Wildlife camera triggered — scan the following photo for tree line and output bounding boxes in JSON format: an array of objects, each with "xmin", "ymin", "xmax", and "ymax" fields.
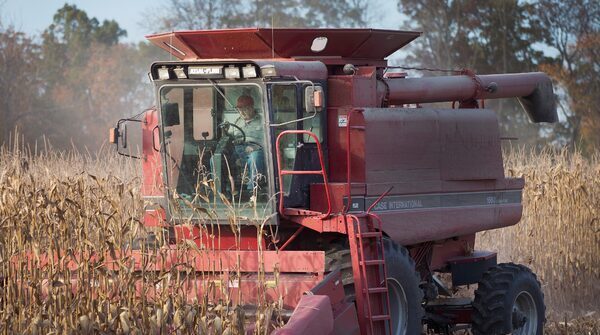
[
  {"xmin": 0, "ymin": 0, "xmax": 597, "ymax": 154},
  {"xmin": 0, "ymin": 4, "xmax": 166, "ymax": 149}
]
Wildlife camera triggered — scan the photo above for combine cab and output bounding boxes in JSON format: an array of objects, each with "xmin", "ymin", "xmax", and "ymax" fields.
[{"xmin": 110, "ymin": 28, "xmax": 556, "ymax": 335}]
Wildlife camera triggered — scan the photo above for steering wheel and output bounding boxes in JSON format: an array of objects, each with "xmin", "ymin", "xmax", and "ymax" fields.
[
  {"xmin": 218, "ymin": 121, "xmax": 264, "ymax": 151},
  {"xmin": 219, "ymin": 121, "xmax": 246, "ymax": 143}
]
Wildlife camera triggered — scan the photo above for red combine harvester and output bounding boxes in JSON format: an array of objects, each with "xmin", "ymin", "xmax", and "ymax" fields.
[{"xmin": 110, "ymin": 28, "xmax": 556, "ymax": 335}]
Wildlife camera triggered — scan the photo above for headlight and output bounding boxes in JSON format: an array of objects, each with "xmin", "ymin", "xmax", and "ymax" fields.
[
  {"xmin": 242, "ymin": 65, "xmax": 257, "ymax": 78},
  {"xmin": 173, "ymin": 67, "xmax": 187, "ymax": 79},
  {"xmin": 260, "ymin": 65, "xmax": 277, "ymax": 77},
  {"xmin": 224, "ymin": 66, "xmax": 240, "ymax": 79},
  {"xmin": 157, "ymin": 67, "xmax": 170, "ymax": 80}
]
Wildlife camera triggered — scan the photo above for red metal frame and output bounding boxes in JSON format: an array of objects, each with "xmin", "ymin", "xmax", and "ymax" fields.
[
  {"xmin": 279, "ymin": 226, "xmax": 305, "ymax": 251},
  {"xmin": 366, "ymin": 187, "xmax": 393, "ymax": 213},
  {"xmin": 275, "ymin": 130, "xmax": 332, "ymax": 218},
  {"xmin": 426, "ymin": 298, "xmax": 474, "ymax": 325}
]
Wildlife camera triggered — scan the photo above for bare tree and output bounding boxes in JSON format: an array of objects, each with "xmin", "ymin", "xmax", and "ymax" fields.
[{"xmin": 537, "ymin": 0, "xmax": 600, "ymax": 152}]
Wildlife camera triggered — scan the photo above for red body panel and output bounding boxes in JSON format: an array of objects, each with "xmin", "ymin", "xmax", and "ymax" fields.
[
  {"xmin": 33, "ymin": 272, "xmax": 321, "ymax": 310},
  {"xmin": 24, "ymin": 249, "xmax": 324, "ymax": 275},
  {"xmin": 272, "ymin": 295, "xmax": 334, "ymax": 335},
  {"xmin": 363, "ymin": 109, "xmax": 504, "ymax": 182},
  {"xmin": 173, "ymin": 225, "xmax": 267, "ymax": 250},
  {"xmin": 314, "ymin": 107, "xmax": 524, "ymax": 245},
  {"xmin": 379, "ymin": 205, "xmax": 522, "ymax": 245},
  {"xmin": 19, "ymin": 249, "xmax": 325, "ymax": 309},
  {"xmin": 327, "ymin": 68, "xmax": 382, "ymax": 183}
]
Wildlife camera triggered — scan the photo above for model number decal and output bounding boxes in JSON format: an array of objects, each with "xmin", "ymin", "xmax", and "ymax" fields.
[{"xmin": 346, "ymin": 190, "xmax": 522, "ymax": 213}]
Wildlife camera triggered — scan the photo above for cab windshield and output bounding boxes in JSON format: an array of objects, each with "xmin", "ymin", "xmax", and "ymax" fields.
[{"xmin": 159, "ymin": 83, "xmax": 272, "ymax": 220}]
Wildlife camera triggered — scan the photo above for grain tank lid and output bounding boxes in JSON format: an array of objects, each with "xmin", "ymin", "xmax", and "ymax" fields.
[{"xmin": 146, "ymin": 28, "xmax": 421, "ymax": 61}]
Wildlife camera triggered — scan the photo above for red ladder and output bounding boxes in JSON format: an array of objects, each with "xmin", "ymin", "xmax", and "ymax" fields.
[{"xmin": 347, "ymin": 214, "xmax": 393, "ymax": 335}]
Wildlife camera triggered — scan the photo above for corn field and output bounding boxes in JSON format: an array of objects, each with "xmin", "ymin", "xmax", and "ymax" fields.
[
  {"xmin": 0, "ymin": 140, "xmax": 281, "ymax": 335},
  {"xmin": 0, "ymin": 140, "xmax": 598, "ymax": 334}
]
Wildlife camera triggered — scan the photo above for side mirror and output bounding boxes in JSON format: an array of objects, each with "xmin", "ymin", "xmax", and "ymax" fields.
[
  {"xmin": 121, "ymin": 124, "xmax": 129, "ymax": 148},
  {"xmin": 304, "ymin": 86, "xmax": 324, "ymax": 113},
  {"xmin": 163, "ymin": 103, "xmax": 180, "ymax": 127},
  {"xmin": 110, "ymin": 117, "xmax": 142, "ymax": 159}
]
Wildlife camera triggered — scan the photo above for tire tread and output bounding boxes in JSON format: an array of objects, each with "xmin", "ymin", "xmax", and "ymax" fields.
[{"xmin": 471, "ymin": 263, "xmax": 545, "ymax": 335}]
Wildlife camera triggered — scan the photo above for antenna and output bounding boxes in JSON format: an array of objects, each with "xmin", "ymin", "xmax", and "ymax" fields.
[
  {"xmin": 169, "ymin": 30, "xmax": 173, "ymax": 61},
  {"xmin": 271, "ymin": 3, "xmax": 275, "ymax": 59}
]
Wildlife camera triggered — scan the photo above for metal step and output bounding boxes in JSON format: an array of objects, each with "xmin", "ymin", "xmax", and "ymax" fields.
[
  {"xmin": 365, "ymin": 287, "xmax": 388, "ymax": 294},
  {"xmin": 360, "ymin": 259, "xmax": 385, "ymax": 266},
  {"xmin": 359, "ymin": 232, "xmax": 382, "ymax": 238},
  {"xmin": 369, "ymin": 314, "xmax": 391, "ymax": 321}
]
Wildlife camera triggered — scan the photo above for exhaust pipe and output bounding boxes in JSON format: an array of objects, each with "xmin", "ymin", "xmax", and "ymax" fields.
[{"xmin": 384, "ymin": 72, "xmax": 557, "ymax": 123}]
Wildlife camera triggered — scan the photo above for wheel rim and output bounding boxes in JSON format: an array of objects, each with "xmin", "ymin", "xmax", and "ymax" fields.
[
  {"xmin": 512, "ymin": 291, "xmax": 538, "ymax": 335},
  {"xmin": 387, "ymin": 278, "xmax": 409, "ymax": 335}
]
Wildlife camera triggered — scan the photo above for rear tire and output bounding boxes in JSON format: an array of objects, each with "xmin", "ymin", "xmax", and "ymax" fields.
[
  {"xmin": 383, "ymin": 238, "xmax": 424, "ymax": 335},
  {"xmin": 326, "ymin": 239, "xmax": 424, "ymax": 334},
  {"xmin": 472, "ymin": 263, "xmax": 545, "ymax": 335}
]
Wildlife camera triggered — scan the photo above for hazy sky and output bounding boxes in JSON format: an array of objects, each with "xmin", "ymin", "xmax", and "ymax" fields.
[
  {"xmin": 2, "ymin": 0, "xmax": 160, "ymax": 42},
  {"xmin": 1, "ymin": 0, "xmax": 405, "ymax": 43}
]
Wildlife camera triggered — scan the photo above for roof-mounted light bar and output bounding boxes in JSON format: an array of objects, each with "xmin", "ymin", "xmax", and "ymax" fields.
[
  {"xmin": 188, "ymin": 66, "xmax": 222, "ymax": 78},
  {"xmin": 152, "ymin": 64, "xmax": 261, "ymax": 81}
]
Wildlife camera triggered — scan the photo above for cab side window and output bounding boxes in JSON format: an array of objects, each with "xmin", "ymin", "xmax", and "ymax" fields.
[
  {"xmin": 272, "ymin": 85, "xmax": 297, "ymax": 122},
  {"xmin": 272, "ymin": 84, "xmax": 298, "ymax": 194}
]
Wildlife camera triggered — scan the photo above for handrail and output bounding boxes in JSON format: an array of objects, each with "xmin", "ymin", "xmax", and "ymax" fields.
[
  {"xmin": 344, "ymin": 109, "xmax": 363, "ymax": 213},
  {"xmin": 275, "ymin": 130, "xmax": 332, "ymax": 219}
]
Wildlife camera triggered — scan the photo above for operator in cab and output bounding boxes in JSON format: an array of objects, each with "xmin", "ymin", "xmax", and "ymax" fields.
[{"xmin": 232, "ymin": 95, "xmax": 265, "ymax": 190}]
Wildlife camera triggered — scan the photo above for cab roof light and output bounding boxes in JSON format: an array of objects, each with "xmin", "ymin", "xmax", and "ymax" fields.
[
  {"xmin": 224, "ymin": 66, "xmax": 241, "ymax": 79},
  {"xmin": 157, "ymin": 66, "xmax": 171, "ymax": 80},
  {"xmin": 173, "ymin": 66, "xmax": 187, "ymax": 79},
  {"xmin": 242, "ymin": 65, "xmax": 257, "ymax": 78},
  {"xmin": 260, "ymin": 64, "xmax": 277, "ymax": 77}
]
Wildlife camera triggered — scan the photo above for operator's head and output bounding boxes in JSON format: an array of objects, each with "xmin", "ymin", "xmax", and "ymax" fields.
[{"xmin": 236, "ymin": 95, "xmax": 256, "ymax": 120}]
